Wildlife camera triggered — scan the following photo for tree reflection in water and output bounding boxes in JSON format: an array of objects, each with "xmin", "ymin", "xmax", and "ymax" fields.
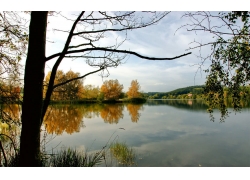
[
  {"xmin": 0, "ymin": 104, "xmax": 21, "ymax": 142},
  {"xmin": 0, "ymin": 104, "xmax": 21, "ymax": 166},
  {"xmin": 100, "ymin": 104, "xmax": 124, "ymax": 124},
  {"xmin": 44, "ymin": 105, "xmax": 85, "ymax": 135},
  {"xmin": 42, "ymin": 103, "xmax": 146, "ymax": 135},
  {"xmin": 126, "ymin": 104, "xmax": 144, "ymax": 123},
  {"xmin": 0, "ymin": 104, "xmax": 21, "ymax": 125}
]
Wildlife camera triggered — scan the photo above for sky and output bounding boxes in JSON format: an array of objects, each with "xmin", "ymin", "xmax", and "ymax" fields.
[
  {"xmin": 44, "ymin": 11, "xmax": 212, "ymax": 93},
  {"xmin": 2, "ymin": 1, "xmax": 246, "ymax": 93}
]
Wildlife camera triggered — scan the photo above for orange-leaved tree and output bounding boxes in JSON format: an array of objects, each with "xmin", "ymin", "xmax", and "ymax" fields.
[
  {"xmin": 100, "ymin": 79, "xmax": 123, "ymax": 100},
  {"xmin": 127, "ymin": 80, "xmax": 141, "ymax": 98},
  {"xmin": 44, "ymin": 70, "xmax": 84, "ymax": 101}
]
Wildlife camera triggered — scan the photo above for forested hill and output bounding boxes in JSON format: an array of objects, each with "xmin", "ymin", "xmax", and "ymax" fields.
[{"xmin": 145, "ymin": 85, "xmax": 205, "ymax": 99}]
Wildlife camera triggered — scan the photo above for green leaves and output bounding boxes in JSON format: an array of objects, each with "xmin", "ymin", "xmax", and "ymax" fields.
[
  {"xmin": 203, "ymin": 12, "xmax": 250, "ymax": 120},
  {"xmin": 184, "ymin": 11, "xmax": 250, "ymax": 121}
]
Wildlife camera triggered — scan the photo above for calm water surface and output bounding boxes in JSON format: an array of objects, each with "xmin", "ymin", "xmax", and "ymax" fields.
[{"xmin": 43, "ymin": 100, "xmax": 250, "ymax": 167}]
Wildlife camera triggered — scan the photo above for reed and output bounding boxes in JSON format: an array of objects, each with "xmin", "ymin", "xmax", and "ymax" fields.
[
  {"xmin": 109, "ymin": 141, "xmax": 136, "ymax": 166},
  {"xmin": 47, "ymin": 148, "xmax": 104, "ymax": 167}
]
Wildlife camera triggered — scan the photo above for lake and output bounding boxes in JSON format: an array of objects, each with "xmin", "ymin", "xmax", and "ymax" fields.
[{"xmin": 42, "ymin": 100, "xmax": 250, "ymax": 167}]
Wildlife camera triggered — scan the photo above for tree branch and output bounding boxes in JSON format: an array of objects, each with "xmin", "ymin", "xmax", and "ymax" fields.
[
  {"xmin": 80, "ymin": 11, "xmax": 135, "ymax": 21},
  {"xmin": 68, "ymin": 42, "xmax": 93, "ymax": 49},
  {"xmin": 41, "ymin": 11, "xmax": 85, "ymax": 123},
  {"xmin": 46, "ymin": 47, "xmax": 192, "ymax": 62},
  {"xmin": 74, "ymin": 12, "xmax": 169, "ymax": 36},
  {"xmin": 53, "ymin": 67, "xmax": 104, "ymax": 89}
]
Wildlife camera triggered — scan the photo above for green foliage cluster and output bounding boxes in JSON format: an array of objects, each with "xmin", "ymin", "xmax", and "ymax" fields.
[{"xmin": 182, "ymin": 11, "xmax": 250, "ymax": 120}]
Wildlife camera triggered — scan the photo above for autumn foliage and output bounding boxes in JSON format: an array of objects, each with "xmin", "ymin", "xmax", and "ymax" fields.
[
  {"xmin": 100, "ymin": 104, "xmax": 124, "ymax": 124},
  {"xmin": 0, "ymin": 82, "xmax": 21, "ymax": 103},
  {"xmin": 100, "ymin": 79, "xmax": 123, "ymax": 100},
  {"xmin": 44, "ymin": 70, "xmax": 84, "ymax": 101},
  {"xmin": 43, "ymin": 71, "xmax": 145, "ymax": 102},
  {"xmin": 81, "ymin": 85, "xmax": 100, "ymax": 100},
  {"xmin": 127, "ymin": 80, "xmax": 141, "ymax": 98},
  {"xmin": 126, "ymin": 104, "xmax": 144, "ymax": 123},
  {"xmin": 44, "ymin": 105, "xmax": 85, "ymax": 135}
]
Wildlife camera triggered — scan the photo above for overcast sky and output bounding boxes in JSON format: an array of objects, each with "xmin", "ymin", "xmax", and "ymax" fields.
[
  {"xmin": 3, "ymin": 1, "xmax": 244, "ymax": 93},
  {"xmin": 42, "ymin": 11, "xmax": 216, "ymax": 93}
]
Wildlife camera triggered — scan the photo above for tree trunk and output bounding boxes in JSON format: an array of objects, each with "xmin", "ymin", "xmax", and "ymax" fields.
[{"xmin": 19, "ymin": 11, "xmax": 48, "ymax": 167}]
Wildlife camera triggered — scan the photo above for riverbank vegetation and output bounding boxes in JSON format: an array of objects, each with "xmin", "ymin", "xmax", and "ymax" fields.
[
  {"xmin": 1, "ymin": 135, "xmax": 136, "ymax": 167},
  {"xmin": 42, "ymin": 70, "xmax": 147, "ymax": 104},
  {"xmin": 147, "ymin": 85, "xmax": 250, "ymax": 103},
  {"xmin": 0, "ymin": 11, "xmax": 249, "ymax": 166}
]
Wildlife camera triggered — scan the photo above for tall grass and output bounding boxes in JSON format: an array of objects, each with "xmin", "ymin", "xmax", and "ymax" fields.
[
  {"xmin": 109, "ymin": 141, "xmax": 136, "ymax": 166},
  {"xmin": 1, "ymin": 132, "xmax": 136, "ymax": 167},
  {"xmin": 47, "ymin": 148, "xmax": 104, "ymax": 167},
  {"xmin": 2, "ymin": 148, "xmax": 104, "ymax": 167}
]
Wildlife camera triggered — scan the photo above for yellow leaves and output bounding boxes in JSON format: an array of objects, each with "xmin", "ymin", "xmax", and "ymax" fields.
[
  {"xmin": 0, "ymin": 104, "xmax": 21, "ymax": 142},
  {"xmin": 100, "ymin": 79, "xmax": 123, "ymax": 100},
  {"xmin": 44, "ymin": 70, "xmax": 84, "ymax": 101},
  {"xmin": 127, "ymin": 80, "xmax": 141, "ymax": 98},
  {"xmin": 126, "ymin": 104, "xmax": 143, "ymax": 123},
  {"xmin": 44, "ymin": 105, "xmax": 85, "ymax": 135},
  {"xmin": 0, "ymin": 82, "xmax": 21, "ymax": 102},
  {"xmin": 100, "ymin": 104, "xmax": 124, "ymax": 124},
  {"xmin": 80, "ymin": 85, "xmax": 100, "ymax": 99},
  {"xmin": 42, "ymin": 103, "xmax": 145, "ymax": 133}
]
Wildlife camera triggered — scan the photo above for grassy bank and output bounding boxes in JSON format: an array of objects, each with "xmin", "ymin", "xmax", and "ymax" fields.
[
  {"xmin": 1, "ymin": 138, "xmax": 137, "ymax": 167},
  {"xmin": 48, "ymin": 97, "xmax": 147, "ymax": 104}
]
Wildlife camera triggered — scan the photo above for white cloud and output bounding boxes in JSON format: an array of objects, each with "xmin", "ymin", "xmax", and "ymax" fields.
[{"xmin": 39, "ymin": 12, "xmax": 220, "ymax": 92}]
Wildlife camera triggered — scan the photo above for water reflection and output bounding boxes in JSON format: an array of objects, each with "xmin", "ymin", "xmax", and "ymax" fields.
[
  {"xmin": 224, "ymin": 98, "xmax": 250, "ymax": 108},
  {"xmin": 42, "ymin": 100, "xmax": 250, "ymax": 136},
  {"xmin": 0, "ymin": 104, "xmax": 21, "ymax": 166},
  {"xmin": 0, "ymin": 104, "xmax": 21, "ymax": 124},
  {"xmin": 42, "ymin": 101, "xmax": 214, "ymax": 135},
  {"xmin": 146, "ymin": 99, "xmax": 250, "ymax": 111},
  {"xmin": 43, "ymin": 103, "xmax": 147, "ymax": 134},
  {"xmin": 42, "ymin": 100, "xmax": 250, "ymax": 167},
  {"xmin": 44, "ymin": 105, "xmax": 85, "ymax": 135},
  {"xmin": 126, "ymin": 104, "xmax": 144, "ymax": 123},
  {"xmin": 146, "ymin": 99, "xmax": 209, "ymax": 111},
  {"xmin": 0, "ymin": 104, "xmax": 21, "ymax": 142},
  {"xmin": 100, "ymin": 104, "xmax": 124, "ymax": 124},
  {"xmin": 109, "ymin": 141, "xmax": 136, "ymax": 166}
]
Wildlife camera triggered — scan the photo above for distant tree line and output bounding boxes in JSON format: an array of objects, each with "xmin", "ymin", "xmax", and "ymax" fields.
[
  {"xmin": 146, "ymin": 85, "xmax": 250, "ymax": 101},
  {"xmin": 43, "ymin": 70, "xmax": 145, "ymax": 102},
  {"xmin": 146, "ymin": 85, "xmax": 205, "ymax": 99}
]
